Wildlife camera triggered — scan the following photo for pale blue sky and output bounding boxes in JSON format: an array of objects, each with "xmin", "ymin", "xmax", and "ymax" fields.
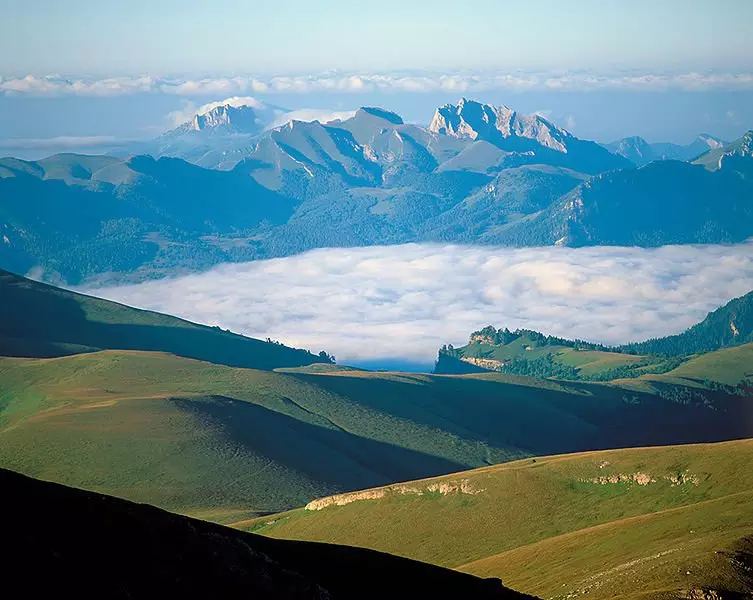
[{"xmin": 3, "ymin": 0, "xmax": 753, "ymax": 75}]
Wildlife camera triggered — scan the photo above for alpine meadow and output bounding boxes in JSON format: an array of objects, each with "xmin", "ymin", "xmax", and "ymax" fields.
[{"xmin": 2, "ymin": 1, "xmax": 753, "ymax": 599}]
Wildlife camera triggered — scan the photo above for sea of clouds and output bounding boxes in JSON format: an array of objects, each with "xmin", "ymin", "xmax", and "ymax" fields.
[
  {"xmin": 88, "ymin": 243, "xmax": 753, "ymax": 369},
  {"xmin": 4, "ymin": 71, "xmax": 753, "ymax": 97}
]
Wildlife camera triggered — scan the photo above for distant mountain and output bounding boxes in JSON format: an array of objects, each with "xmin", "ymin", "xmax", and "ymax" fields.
[
  {"xmin": 146, "ymin": 99, "xmax": 287, "ymax": 170},
  {"xmin": 605, "ymin": 134, "xmax": 727, "ymax": 166},
  {"xmin": 0, "ymin": 153, "xmax": 293, "ymax": 283},
  {"xmin": 0, "ymin": 267, "xmax": 330, "ymax": 369},
  {"xmin": 428, "ymin": 99, "xmax": 629, "ymax": 174},
  {"xmin": 693, "ymin": 130, "xmax": 753, "ymax": 171},
  {"xmin": 4, "ymin": 468, "xmax": 529, "ymax": 600},
  {"xmin": 494, "ymin": 130, "xmax": 753, "ymax": 247},
  {"xmin": 2, "ymin": 103, "xmax": 751, "ymax": 284}
]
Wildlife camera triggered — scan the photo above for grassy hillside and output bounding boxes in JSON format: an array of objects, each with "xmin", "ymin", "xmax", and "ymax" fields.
[
  {"xmin": 0, "ymin": 268, "xmax": 328, "ymax": 370},
  {"xmin": 438, "ymin": 291, "xmax": 753, "ymax": 380},
  {"xmin": 437, "ymin": 329, "xmax": 650, "ymax": 380},
  {"xmin": 1, "ymin": 348, "xmax": 751, "ymax": 522},
  {"xmin": 620, "ymin": 289, "xmax": 753, "ymax": 357},
  {"xmin": 244, "ymin": 439, "xmax": 753, "ymax": 599},
  {"xmin": 5, "ymin": 468, "xmax": 531, "ymax": 600}
]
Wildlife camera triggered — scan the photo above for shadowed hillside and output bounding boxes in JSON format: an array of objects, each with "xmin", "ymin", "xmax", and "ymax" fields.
[
  {"xmin": 2, "ymin": 468, "xmax": 533, "ymax": 599},
  {"xmin": 1, "ymin": 349, "xmax": 751, "ymax": 519},
  {"xmin": 0, "ymin": 268, "xmax": 329, "ymax": 370}
]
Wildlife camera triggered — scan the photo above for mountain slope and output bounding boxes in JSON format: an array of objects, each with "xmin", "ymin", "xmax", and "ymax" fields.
[
  {"xmin": 245, "ymin": 439, "xmax": 753, "ymax": 600},
  {"xmin": 620, "ymin": 290, "xmax": 753, "ymax": 356},
  {"xmin": 0, "ymin": 153, "xmax": 293, "ymax": 283},
  {"xmin": 693, "ymin": 129, "xmax": 753, "ymax": 171},
  {"xmin": 1, "ymin": 346, "xmax": 752, "ymax": 519},
  {"xmin": 3, "ymin": 468, "xmax": 530, "ymax": 600},
  {"xmin": 0, "ymin": 268, "xmax": 328, "ymax": 369},
  {"xmin": 436, "ymin": 290, "xmax": 753, "ymax": 379},
  {"xmin": 494, "ymin": 135, "xmax": 753, "ymax": 247},
  {"xmin": 605, "ymin": 134, "xmax": 726, "ymax": 166}
]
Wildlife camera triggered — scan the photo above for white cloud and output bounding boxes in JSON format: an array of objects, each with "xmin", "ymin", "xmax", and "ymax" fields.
[
  {"xmin": 165, "ymin": 96, "xmax": 277, "ymax": 127},
  {"xmin": 0, "ymin": 135, "xmax": 120, "ymax": 150},
  {"xmin": 268, "ymin": 108, "xmax": 358, "ymax": 129},
  {"xmin": 85, "ymin": 242, "xmax": 753, "ymax": 368},
  {"xmin": 162, "ymin": 95, "xmax": 355, "ymax": 130},
  {"xmin": 4, "ymin": 71, "xmax": 753, "ymax": 97}
]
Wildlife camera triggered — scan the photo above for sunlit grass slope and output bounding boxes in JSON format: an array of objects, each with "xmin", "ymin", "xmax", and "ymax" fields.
[
  {"xmin": 245, "ymin": 439, "xmax": 753, "ymax": 599},
  {"xmin": 2, "ymin": 349, "xmax": 750, "ymax": 522}
]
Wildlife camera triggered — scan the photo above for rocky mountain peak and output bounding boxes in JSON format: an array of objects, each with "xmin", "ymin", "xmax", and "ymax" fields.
[
  {"xmin": 429, "ymin": 99, "xmax": 570, "ymax": 153},
  {"xmin": 191, "ymin": 104, "xmax": 261, "ymax": 134}
]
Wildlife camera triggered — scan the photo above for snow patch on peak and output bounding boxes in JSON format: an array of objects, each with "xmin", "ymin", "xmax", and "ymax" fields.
[{"xmin": 696, "ymin": 133, "xmax": 725, "ymax": 150}]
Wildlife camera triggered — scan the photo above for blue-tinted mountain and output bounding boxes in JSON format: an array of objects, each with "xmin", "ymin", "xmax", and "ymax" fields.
[
  {"xmin": 605, "ymin": 134, "xmax": 726, "ymax": 166},
  {"xmin": 0, "ymin": 153, "xmax": 293, "ymax": 283},
  {"xmin": 2, "ymin": 104, "xmax": 751, "ymax": 284},
  {"xmin": 494, "ymin": 131, "xmax": 753, "ymax": 247}
]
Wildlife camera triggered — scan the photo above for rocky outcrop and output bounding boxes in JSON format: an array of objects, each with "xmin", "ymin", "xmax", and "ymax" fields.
[{"xmin": 305, "ymin": 478, "xmax": 484, "ymax": 511}]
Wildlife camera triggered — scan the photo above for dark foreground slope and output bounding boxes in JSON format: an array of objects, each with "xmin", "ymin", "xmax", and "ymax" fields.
[
  {"xmin": 1, "ymin": 468, "xmax": 533, "ymax": 600},
  {"xmin": 0, "ymin": 268, "xmax": 329, "ymax": 369}
]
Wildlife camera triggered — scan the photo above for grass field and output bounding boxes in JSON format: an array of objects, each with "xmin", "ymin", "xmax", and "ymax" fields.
[
  {"xmin": 2, "ymin": 348, "xmax": 750, "ymax": 521},
  {"xmin": 244, "ymin": 439, "xmax": 753, "ymax": 599},
  {"xmin": 450, "ymin": 337, "xmax": 655, "ymax": 379}
]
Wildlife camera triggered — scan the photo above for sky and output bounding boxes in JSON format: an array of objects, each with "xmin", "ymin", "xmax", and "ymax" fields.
[
  {"xmin": 1, "ymin": 0, "xmax": 752, "ymax": 149},
  {"xmin": 90, "ymin": 242, "xmax": 753, "ymax": 371},
  {"xmin": 4, "ymin": 0, "xmax": 753, "ymax": 74}
]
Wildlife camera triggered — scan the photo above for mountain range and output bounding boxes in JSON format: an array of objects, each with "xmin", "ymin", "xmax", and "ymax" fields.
[
  {"xmin": 604, "ymin": 133, "xmax": 726, "ymax": 166},
  {"xmin": 1, "ymin": 98, "xmax": 752, "ymax": 284}
]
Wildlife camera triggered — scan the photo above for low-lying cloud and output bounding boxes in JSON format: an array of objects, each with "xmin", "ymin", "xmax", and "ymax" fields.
[
  {"xmin": 87, "ymin": 243, "xmax": 753, "ymax": 368},
  {"xmin": 4, "ymin": 70, "xmax": 753, "ymax": 97}
]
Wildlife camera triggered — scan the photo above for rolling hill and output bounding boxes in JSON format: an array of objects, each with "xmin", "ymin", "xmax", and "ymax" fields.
[
  {"xmin": 0, "ymin": 267, "xmax": 330, "ymax": 369},
  {"xmin": 242, "ymin": 439, "xmax": 753, "ymax": 600},
  {"xmin": 1, "ymin": 344, "xmax": 752, "ymax": 521},
  {"xmin": 3, "ymin": 468, "xmax": 531, "ymax": 599},
  {"xmin": 437, "ymin": 289, "xmax": 753, "ymax": 379}
]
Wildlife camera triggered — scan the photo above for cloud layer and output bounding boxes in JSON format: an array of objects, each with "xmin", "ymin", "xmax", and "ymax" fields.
[
  {"xmin": 86, "ymin": 243, "xmax": 753, "ymax": 368},
  {"xmin": 4, "ymin": 71, "xmax": 753, "ymax": 97}
]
